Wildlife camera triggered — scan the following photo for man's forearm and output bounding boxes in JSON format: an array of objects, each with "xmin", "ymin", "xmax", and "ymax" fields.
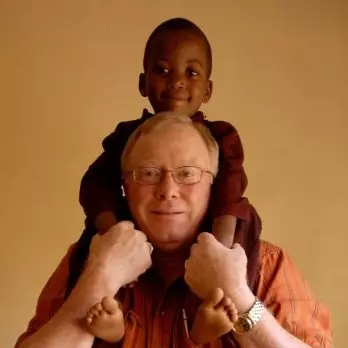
[
  {"xmin": 18, "ymin": 267, "xmax": 121, "ymax": 348},
  {"xmin": 234, "ymin": 308, "xmax": 311, "ymax": 348},
  {"xmin": 226, "ymin": 287, "xmax": 310, "ymax": 348},
  {"xmin": 17, "ymin": 314, "xmax": 94, "ymax": 348}
]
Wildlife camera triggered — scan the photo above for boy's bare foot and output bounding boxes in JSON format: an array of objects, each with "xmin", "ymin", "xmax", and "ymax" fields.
[
  {"xmin": 190, "ymin": 288, "xmax": 238, "ymax": 344},
  {"xmin": 85, "ymin": 296, "xmax": 125, "ymax": 343}
]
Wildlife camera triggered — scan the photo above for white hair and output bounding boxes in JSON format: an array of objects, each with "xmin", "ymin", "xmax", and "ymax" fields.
[{"xmin": 121, "ymin": 112, "xmax": 219, "ymax": 175}]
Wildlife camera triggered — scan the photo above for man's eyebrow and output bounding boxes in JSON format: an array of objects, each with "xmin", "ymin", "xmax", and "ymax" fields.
[
  {"xmin": 137, "ymin": 160, "xmax": 159, "ymax": 167},
  {"xmin": 176, "ymin": 159, "xmax": 205, "ymax": 167}
]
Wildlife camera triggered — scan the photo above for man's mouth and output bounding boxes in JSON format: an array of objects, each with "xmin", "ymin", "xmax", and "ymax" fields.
[{"xmin": 152, "ymin": 211, "xmax": 183, "ymax": 215}]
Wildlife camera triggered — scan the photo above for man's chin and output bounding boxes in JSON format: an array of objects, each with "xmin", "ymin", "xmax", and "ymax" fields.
[{"xmin": 150, "ymin": 233, "xmax": 196, "ymax": 253}]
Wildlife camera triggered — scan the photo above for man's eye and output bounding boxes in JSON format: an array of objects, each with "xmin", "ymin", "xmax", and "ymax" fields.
[
  {"xmin": 143, "ymin": 170, "xmax": 157, "ymax": 177},
  {"xmin": 178, "ymin": 169, "xmax": 194, "ymax": 177}
]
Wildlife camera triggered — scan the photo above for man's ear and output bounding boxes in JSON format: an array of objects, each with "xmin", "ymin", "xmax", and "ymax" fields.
[
  {"xmin": 122, "ymin": 181, "xmax": 129, "ymax": 196},
  {"xmin": 122, "ymin": 183, "xmax": 126, "ymax": 195},
  {"xmin": 203, "ymin": 80, "xmax": 213, "ymax": 103},
  {"xmin": 139, "ymin": 73, "xmax": 147, "ymax": 97}
]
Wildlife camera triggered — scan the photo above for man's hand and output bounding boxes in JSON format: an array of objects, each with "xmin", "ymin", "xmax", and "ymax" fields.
[
  {"xmin": 184, "ymin": 232, "xmax": 252, "ymax": 310},
  {"xmin": 86, "ymin": 221, "xmax": 152, "ymax": 291}
]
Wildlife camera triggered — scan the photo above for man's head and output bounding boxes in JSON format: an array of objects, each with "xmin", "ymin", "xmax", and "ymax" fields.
[
  {"xmin": 139, "ymin": 18, "xmax": 213, "ymax": 117},
  {"xmin": 122, "ymin": 113, "xmax": 219, "ymax": 252}
]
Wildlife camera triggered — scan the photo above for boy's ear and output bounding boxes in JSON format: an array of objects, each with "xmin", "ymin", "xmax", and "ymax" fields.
[
  {"xmin": 139, "ymin": 73, "xmax": 147, "ymax": 97},
  {"xmin": 203, "ymin": 80, "xmax": 213, "ymax": 103}
]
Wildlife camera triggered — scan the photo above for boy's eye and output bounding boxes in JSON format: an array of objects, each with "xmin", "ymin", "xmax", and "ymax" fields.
[
  {"xmin": 154, "ymin": 65, "xmax": 169, "ymax": 74},
  {"xmin": 187, "ymin": 69, "xmax": 199, "ymax": 77}
]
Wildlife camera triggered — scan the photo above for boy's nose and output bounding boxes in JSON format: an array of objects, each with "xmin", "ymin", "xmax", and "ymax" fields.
[{"xmin": 168, "ymin": 72, "xmax": 186, "ymax": 89}]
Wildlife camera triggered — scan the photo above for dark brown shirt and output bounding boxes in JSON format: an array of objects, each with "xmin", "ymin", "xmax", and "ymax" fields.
[{"xmin": 79, "ymin": 110, "xmax": 249, "ymax": 221}]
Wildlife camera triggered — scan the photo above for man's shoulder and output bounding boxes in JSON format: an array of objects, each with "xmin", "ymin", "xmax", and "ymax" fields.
[
  {"xmin": 259, "ymin": 240, "xmax": 287, "ymax": 266},
  {"xmin": 260, "ymin": 240, "xmax": 283, "ymax": 256}
]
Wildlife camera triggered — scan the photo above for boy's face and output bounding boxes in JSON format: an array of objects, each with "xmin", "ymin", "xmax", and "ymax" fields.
[{"xmin": 139, "ymin": 30, "xmax": 213, "ymax": 117}]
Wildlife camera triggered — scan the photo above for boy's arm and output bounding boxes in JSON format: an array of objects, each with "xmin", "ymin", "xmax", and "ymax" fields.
[
  {"xmin": 79, "ymin": 121, "xmax": 139, "ymax": 233},
  {"xmin": 79, "ymin": 148, "xmax": 121, "ymax": 229},
  {"xmin": 206, "ymin": 120, "xmax": 248, "ymax": 219},
  {"xmin": 205, "ymin": 120, "xmax": 249, "ymax": 247}
]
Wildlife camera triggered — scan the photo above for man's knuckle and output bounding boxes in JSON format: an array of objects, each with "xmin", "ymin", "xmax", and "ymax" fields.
[
  {"xmin": 198, "ymin": 232, "xmax": 210, "ymax": 242},
  {"xmin": 119, "ymin": 220, "xmax": 134, "ymax": 228}
]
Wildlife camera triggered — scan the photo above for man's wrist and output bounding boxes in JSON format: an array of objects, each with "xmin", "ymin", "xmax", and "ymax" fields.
[
  {"xmin": 82, "ymin": 263, "xmax": 123, "ymax": 297},
  {"xmin": 226, "ymin": 284, "xmax": 255, "ymax": 313}
]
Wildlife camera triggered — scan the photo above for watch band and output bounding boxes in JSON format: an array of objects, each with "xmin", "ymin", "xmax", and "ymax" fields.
[
  {"xmin": 248, "ymin": 298, "xmax": 264, "ymax": 325},
  {"xmin": 232, "ymin": 297, "xmax": 264, "ymax": 334}
]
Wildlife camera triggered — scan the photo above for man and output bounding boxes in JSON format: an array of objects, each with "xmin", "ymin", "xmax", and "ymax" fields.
[{"xmin": 16, "ymin": 113, "xmax": 332, "ymax": 348}]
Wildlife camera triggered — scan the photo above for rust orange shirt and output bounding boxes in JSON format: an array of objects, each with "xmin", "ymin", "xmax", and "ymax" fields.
[{"xmin": 15, "ymin": 241, "xmax": 332, "ymax": 348}]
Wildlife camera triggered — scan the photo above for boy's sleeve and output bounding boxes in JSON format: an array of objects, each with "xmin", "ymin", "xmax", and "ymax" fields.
[
  {"xmin": 79, "ymin": 121, "xmax": 134, "ymax": 220},
  {"xmin": 206, "ymin": 120, "xmax": 249, "ymax": 220}
]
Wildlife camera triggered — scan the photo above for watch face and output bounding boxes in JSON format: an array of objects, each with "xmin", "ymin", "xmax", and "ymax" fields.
[{"xmin": 234, "ymin": 317, "xmax": 253, "ymax": 333}]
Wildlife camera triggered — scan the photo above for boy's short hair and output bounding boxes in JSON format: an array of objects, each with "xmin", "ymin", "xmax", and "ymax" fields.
[
  {"xmin": 143, "ymin": 18, "xmax": 213, "ymax": 78},
  {"xmin": 121, "ymin": 112, "xmax": 219, "ymax": 176}
]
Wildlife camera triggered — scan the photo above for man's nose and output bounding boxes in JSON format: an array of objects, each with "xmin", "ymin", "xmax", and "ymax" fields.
[
  {"xmin": 155, "ymin": 172, "xmax": 180, "ymax": 200},
  {"xmin": 168, "ymin": 71, "xmax": 186, "ymax": 89}
]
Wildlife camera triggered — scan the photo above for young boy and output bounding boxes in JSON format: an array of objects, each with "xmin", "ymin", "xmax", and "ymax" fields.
[{"xmin": 76, "ymin": 18, "xmax": 262, "ymax": 344}]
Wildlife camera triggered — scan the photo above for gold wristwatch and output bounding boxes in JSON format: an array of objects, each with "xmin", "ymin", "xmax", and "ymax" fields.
[{"xmin": 232, "ymin": 298, "xmax": 264, "ymax": 334}]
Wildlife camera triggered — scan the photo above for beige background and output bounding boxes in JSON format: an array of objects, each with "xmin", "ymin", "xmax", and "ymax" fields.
[{"xmin": 1, "ymin": 0, "xmax": 347, "ymax": 347}]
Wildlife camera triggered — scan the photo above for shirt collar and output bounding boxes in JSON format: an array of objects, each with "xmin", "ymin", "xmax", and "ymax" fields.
[{"xmin": 141, "ymin": 108, "xmax": 206, "ymax": 122}]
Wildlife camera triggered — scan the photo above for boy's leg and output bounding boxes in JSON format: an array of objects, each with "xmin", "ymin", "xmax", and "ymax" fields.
[
  {"xmin": 234, "ymin": 203, "xmax": 262, "ymax": 289},
  {"xmin": 212, "ymin": 215, "xmax": 237, "ymax": 248},
  {"xmin": 190, "ymin": 288, "xmax": 238, "ymax": 344},
  {"xmin": 86, "ymin": 296, "xmax": 125, "ymax": 343}
]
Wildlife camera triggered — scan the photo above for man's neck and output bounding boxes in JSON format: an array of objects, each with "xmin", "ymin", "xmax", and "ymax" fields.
[{"xmin": 152, "ymin": 247, "xmax": 189, "ymax": 288}]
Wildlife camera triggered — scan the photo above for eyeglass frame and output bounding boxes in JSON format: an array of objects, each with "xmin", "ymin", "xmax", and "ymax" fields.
[{"xmin": 123, "ymin": 166, "xmax": 215, "ymax": 186}]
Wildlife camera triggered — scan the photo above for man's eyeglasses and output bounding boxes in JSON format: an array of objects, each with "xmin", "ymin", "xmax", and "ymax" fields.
[{"xmin": 125, "ymin": 166, "xmax": 214, "ymax": 185}]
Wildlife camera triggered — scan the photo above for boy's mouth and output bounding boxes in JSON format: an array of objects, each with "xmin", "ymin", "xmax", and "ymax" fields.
[{"xmin": 162, "ymin": 91, "xmax": 188, "ymax": 101}]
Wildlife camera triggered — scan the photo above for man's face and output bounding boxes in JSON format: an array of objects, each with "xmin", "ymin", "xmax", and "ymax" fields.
[
  {"xmin": 124, "ymin": 123, "xmax": 213, "ymax": 252},
  {"xmin": 139, "ymin": 30, "xmax": 213, "ymax": 117}
]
